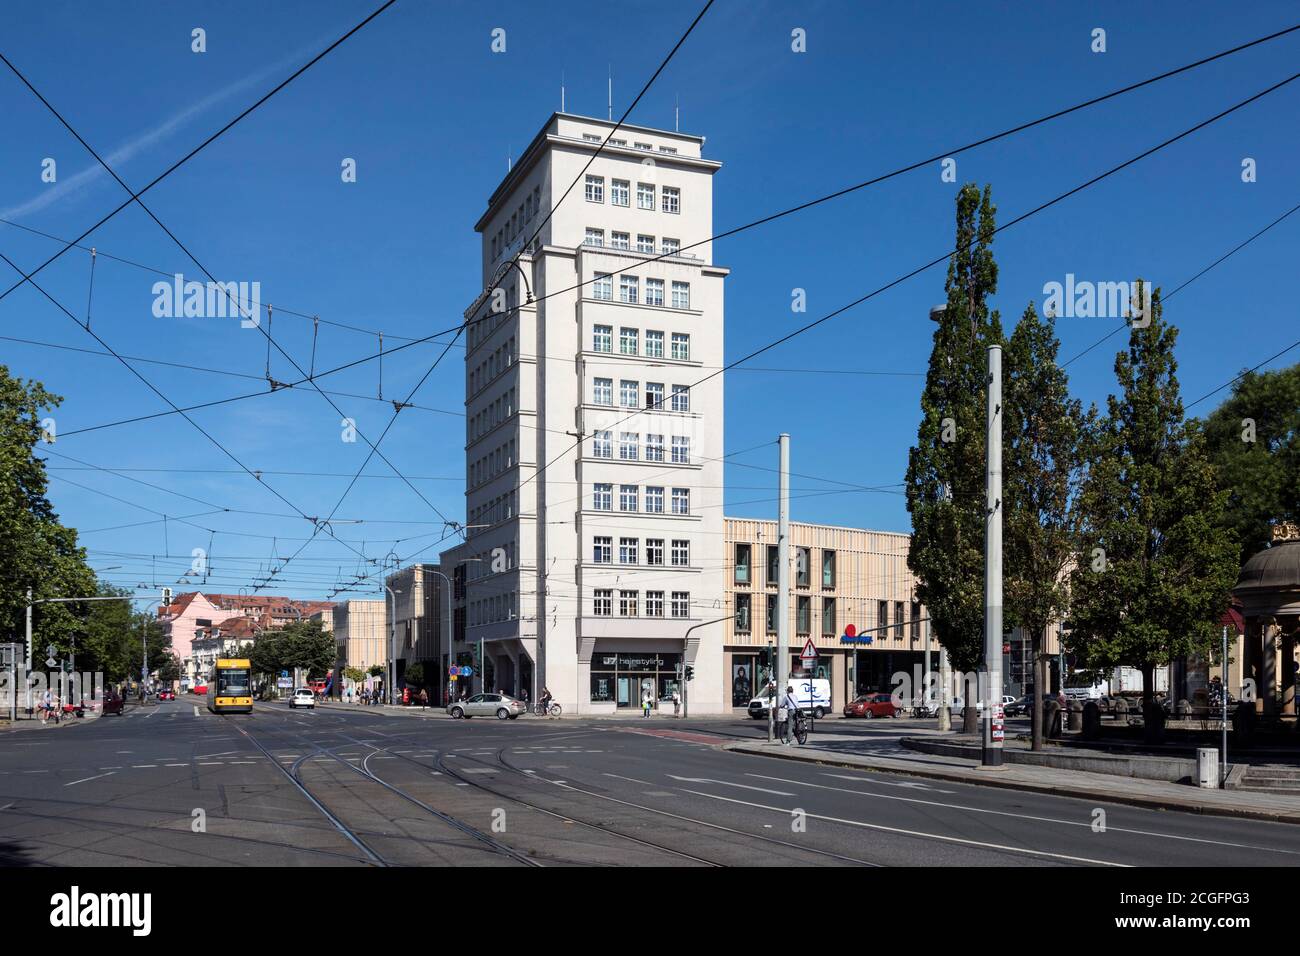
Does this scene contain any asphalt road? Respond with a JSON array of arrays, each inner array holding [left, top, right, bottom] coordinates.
[[2, 698, 1297, 867]]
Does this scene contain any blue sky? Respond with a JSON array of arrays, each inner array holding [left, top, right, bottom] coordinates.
[[2, 0, 1298, 603]]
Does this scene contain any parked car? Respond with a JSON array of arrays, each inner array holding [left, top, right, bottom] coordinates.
[[101, 691, 124, 716], [844, 693, 900, 718], [1005, 695, 1033, 717], [447, 693, 526, 720], [289, 688, 316, 710]]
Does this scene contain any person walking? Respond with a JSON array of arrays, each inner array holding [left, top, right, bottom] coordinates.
[[418, 688, 429, 711], [779, 684, 800, 744], [641, 688, 652, 719], [672, 689, 681, 718]]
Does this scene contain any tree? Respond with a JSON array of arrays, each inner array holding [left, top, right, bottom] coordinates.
[[906, 184, 1005, 713], [1068, 283, 1240, 736], [1003, 302, 1088, 750], [1201, 363, 1300, 565], [248, 620, 333, 680], [156, 654, 182, 684], [405, 662, 426, 690]]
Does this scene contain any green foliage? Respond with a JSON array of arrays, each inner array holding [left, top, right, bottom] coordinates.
[[1201, 363, 1300, 564], [906, 184, 1004, 672], [404, 662, 425, 688], [1068, 285, 1240, 700], [247, 619, 334, 678], [367, 665, 384, 677], [343, 666, 366, 684]]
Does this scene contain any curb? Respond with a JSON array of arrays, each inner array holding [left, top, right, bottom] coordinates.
[[721, 742, 1300, 826]]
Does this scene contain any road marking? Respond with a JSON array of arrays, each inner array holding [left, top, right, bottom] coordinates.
[[165, 763, 187, 767], [603, 772, 655, 786], [99, 766, 122, 770], [194, 751, 238, 759], [230, 760, 258, 765], [462, 768, 498, 774], [645, 791, 675, 797], [193, 706, 200, 716], [677, 788, 1129, 866], [823, 773, 957, 794], [429, 771, 442, 776], [131, 765, 157, 769], [666, 774, 796, 796], [198, 762, 222, 766], [65, 771, 115, 787], [22, 770, 47, 774]]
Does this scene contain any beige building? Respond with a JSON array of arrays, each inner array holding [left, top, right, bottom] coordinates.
[[384, 564, 449, 697], [331, 600, 386, 675]]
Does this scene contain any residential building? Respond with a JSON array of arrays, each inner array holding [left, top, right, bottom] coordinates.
[[442, 113, 728, 713], [331, 600, 386, 677]]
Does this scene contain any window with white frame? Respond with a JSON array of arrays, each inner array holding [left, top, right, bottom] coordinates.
[[646, 591, 664, 617], [594, 589, 612, 616], [636, 234, 654, 253], [637, 182, 655, 210], [585, 175, 604, 203], [671, 539, 690, 567], [593, 273, 612, 300], [620, 590, 639, 617], [619, 275, 638, 304], [671, 385, 689, 412], [658, 145, 677, 155], [611, 179, 630, 206], [593, 536, 612, 563], [593, 483, 612, 511], [646, 538, 664, 565], [645, 278, 664, 307], [593, 324, 612, 352], [645, 435, 665, 463], [671, 281, 690, 309], [619, 327, 638, 355], [611, 231, 629, 250], [592, 430, 612, 459], [619, 537, 638, 564], [671, 435, 690, 463], [620, 379, 639, 408], [671, 487, 690, 514], [661, 186, 680, 214], [670, 333, 689, 360], [593, 377, 612, 405], [645, 330, 664, 358], [619, 432, 639, 460], [634, 141, 652, 151], [619, 484, 638, 512], [583, 133, 601, 143], [661, 237, 680, 255], [584, 227, 604, 247], [671, 592, 689, 618], [645, 381, 665, 410]]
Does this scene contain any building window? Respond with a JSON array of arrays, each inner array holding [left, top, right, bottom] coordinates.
[[594, 589, 612, 616], [645, 486, 664, 513], [637, 182, 655, 210], [671, 385, 689, 412], [645, 330, 664, 358], [767, 545, 779, 586], [797, 596, 811, 635], [645, 278, 665, 307], [877, 600, 889, 636], [671, 487, 690, 514], [645, 434, 665, 463], [671, 592, 689, 618], [822, 598, 836, 637], [822, 550, 836, 589], [592, 430, 612, 458], [620, 484, 639, 512], [594, 537, 612, 564], [735, 593, 752, 632], [646, 381, 665, 410], [619, 537, 639, 564], [593, 483, 612, 511], [593, 273, 612, 300], [796, 547, 811, 588], [671, 281, 690, 309], [766, 594, 777, 634], [620, 590, 639, 617], [911, 600, 921, 640], [661, 186, 680, 214], [646, 538, 664, 565], [895, 602, 906, 638], [611, 179, 630, 206], [611, 231, 630, 250], [593, 378, 613, 405], [671, 539, 690, 567], [735, 543, 751, 585], [585, 175, 604, 203], [662, 237, 680, 255], [583, 133, 602, 143], [671, 435, 690, 464], [584, 227, 604, 247], [646, 591, 664, 617], [619, 432, 639, 460], [637, 234, 654, 253], [670, 333, 690, 361], [619, 327, 639, 355], [593, 324, 612, 352], [634, 141, 652, 151], [620, 379, 639, 408], [619, 275, 639, 304]]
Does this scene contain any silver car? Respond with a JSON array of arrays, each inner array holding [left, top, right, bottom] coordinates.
[[447, 693, 525, 720]]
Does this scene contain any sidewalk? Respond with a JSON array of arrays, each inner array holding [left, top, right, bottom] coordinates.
[[722, 736, 1300, 825]]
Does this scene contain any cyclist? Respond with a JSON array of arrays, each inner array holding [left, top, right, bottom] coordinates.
[[540, 686, 553, 716], [780, 684, 801, 744]]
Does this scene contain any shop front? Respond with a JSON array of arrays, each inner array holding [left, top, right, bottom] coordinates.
[[590, 650, 682, 710]]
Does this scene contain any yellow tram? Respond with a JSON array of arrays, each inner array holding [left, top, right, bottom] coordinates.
[[207, 658, 253, 714]]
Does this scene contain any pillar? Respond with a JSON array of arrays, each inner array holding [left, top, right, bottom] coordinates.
[[1263, 619, 1278, 717], [1283, 626, 1298, 717], [1243, 617, 1260, 714]]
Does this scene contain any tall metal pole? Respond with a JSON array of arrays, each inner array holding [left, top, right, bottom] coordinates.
[[777, 434, 791, 726], [25, 587, 32, 716], [1221, 625, 1229, 785], [384, 585, 398, 706], [938, 645, 951, 731], [983, 344, 1004, 766], [923, 616, 932, 715]]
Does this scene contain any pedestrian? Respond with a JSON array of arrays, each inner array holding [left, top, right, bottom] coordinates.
[[520, 686, 529, 707], [642, 689, 652, 718], [418, 688, 429, 711], [672, 689, 681, 717]]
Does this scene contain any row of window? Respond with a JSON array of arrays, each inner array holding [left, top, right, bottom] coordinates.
[[591, 273, 691, 309], [584, 229, 682, 257], [467, 282, 518, 353], [591, 379, 689, 412], [592, 325, 690, 361], [469, 590, 518, 627], [589, 482, 691, 514], [471, 439, 516, 488], [733, 594, 921, 638], [469, 388, 516, 443], [595, 430, 691, 466], [593, 589, 691, 618], [489, 186, 543, 262], [468, 336, 516, 397], [585, 176, 680, 214], [469, 490, 516, 531], [592, 536, 690, 566], [581, 133, 678, 155], [734, 543, 836, 589]]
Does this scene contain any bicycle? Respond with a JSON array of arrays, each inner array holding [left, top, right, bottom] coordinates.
[[779, 708, 808, 745], [532, 700, 563, 717]]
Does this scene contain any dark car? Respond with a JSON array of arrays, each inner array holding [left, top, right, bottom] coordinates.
[[843, 693, 899, 719], [1004, 695, 1033, 717], [101, 691, 124, 716]]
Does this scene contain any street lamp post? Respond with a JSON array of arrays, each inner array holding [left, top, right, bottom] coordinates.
[[383, 585, 401, 706]]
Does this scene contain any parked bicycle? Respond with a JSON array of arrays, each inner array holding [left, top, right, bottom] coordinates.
[[532, 700, 563, 717]]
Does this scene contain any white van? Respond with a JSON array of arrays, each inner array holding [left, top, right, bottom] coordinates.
[[747, 678, 832, 720]]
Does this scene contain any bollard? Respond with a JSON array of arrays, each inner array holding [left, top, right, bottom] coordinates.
[[1197, 747, 1220, 788], [1067, 699, 1084, 732]]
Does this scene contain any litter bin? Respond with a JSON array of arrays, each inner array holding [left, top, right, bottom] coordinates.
[[1197, 747, 1220, 789]]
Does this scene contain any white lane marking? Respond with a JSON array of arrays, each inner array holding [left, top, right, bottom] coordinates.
[[65, 771, 116, 787], [193, 706, 200, 716], [194, 751, 238, 759], [645, 791, 675, 797], [824, 773, 957, 794], [197, 762, 222, 766], [165, 763, 187, 767], [753, 773, 1300, 856], [679, 788, 1129, 866], [230, 760, 258, 765], [603, 772, 655, 786], [666, 774, 796, 796], [99, 766, 122, 770], [131, 765, 157, 769], [22, 770, 47, 774], [462, 768, 498, 774], [429, 772, 442, 776], [0, 802, 13, 811], [142, 709, 157, 718]]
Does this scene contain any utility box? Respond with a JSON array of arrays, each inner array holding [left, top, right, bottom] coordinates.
[[1197, 747, 1220, 789]]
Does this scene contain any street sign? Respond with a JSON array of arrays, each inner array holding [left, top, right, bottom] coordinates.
[[45, 657, 58, 669], [844, 625, 856, 639], [276, 677, 293, 689], [800, 638, 818, 662], [46, 644, 56, 657], [448, 666, 458, 676], [280, 670, 289, 678], [449, 674, 458, 682], [459, 666, 473, 677]]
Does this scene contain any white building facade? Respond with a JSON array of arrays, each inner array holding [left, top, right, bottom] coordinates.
[[443, 113, 728, 714]]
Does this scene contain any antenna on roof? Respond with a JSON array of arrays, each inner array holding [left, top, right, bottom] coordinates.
[[507, 145, 512, 171], [561, 71, 565, 112], [607, 65, 612, 121], [675, 93, 680, 132]]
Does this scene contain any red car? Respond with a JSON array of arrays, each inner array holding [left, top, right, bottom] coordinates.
[[101, 691, 124, 715], [844, 693, 900, 718], [158, 690, 175, 701]]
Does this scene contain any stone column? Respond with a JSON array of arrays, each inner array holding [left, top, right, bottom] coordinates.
[[1283, 624, 1298, 717], [1263, 618, 1278, 717], [1244, 617, 1260, 714]]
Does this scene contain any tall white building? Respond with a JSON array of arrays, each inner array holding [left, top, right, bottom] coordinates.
[[443, 113, 728, 714]]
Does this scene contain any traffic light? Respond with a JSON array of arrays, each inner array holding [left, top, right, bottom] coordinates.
[[684, 666, 695, 682]]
